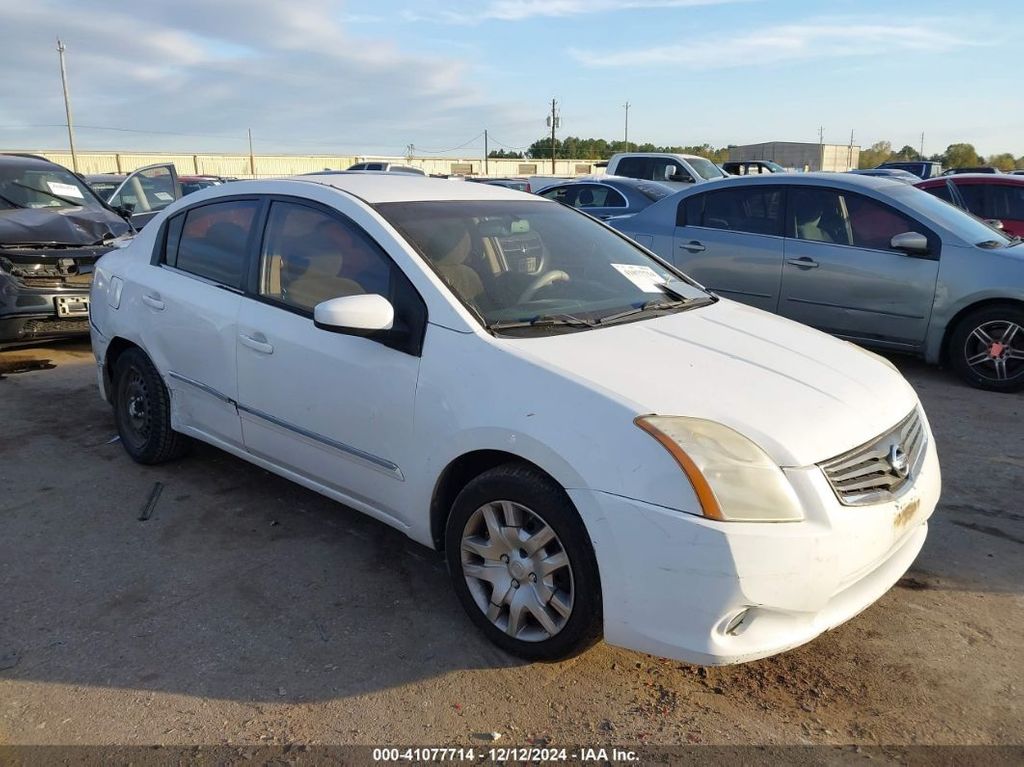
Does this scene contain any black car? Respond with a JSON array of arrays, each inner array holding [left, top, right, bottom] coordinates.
[[876, 161, 944, 179], [722, 160, 785, 175], [535, 175, 676, 220], [466, 177, 531, 192], [941, 166, 1000, 176], [1, 154, 134, 348]]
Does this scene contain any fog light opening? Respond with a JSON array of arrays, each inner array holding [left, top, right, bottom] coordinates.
[[725, 608, 751, 637]]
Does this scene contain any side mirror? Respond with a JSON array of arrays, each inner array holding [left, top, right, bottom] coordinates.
[[116, 202, 135, 218], [985, 219, 1005, 231], [890, 231, 929, 255], [313, 293, 394, 335], [663, 166, 678, 181]]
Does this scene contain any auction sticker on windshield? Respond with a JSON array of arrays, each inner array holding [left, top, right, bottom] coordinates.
[[47, 182, 83, 198], [611, 263, 665, 293]]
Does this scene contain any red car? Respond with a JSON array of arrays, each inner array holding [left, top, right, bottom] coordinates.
[[915, 174, 1024, 237]]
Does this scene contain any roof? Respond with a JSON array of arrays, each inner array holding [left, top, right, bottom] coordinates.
[[918, 173, 1024, 185], [699, 171, 907, 191], [296, 173, 533, 203], [0, 153, 64, 169]]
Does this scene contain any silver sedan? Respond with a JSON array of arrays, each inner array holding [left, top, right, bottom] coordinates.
[[612, 173, 1024, 392]]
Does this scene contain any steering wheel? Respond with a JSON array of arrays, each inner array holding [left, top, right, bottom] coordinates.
[[517, 270, 570, 304]]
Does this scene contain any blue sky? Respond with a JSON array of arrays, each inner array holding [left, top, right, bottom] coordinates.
[[1, 0, 1021, 158]]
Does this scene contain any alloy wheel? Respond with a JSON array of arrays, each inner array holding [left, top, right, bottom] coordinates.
[[963, 320, 1024, 383]]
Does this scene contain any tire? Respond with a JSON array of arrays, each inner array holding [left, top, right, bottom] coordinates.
[[112, 348, 190, 464], [947, 305, 1024, 393], [444, 462, 602, 661]]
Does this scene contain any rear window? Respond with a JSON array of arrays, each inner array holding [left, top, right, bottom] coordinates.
[[164, 199, 259, 288]]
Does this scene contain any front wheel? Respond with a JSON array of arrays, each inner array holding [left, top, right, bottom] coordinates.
[[113, 348, 191, 464], [444, 463, 602, 661], [948, 305, 1024, 392]]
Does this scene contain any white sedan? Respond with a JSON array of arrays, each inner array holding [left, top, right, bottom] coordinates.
[[89, 175, 940, 665]]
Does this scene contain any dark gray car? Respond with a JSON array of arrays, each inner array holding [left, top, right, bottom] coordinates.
[[612, 173, 1024, 391], [537, 176, 676, 220]]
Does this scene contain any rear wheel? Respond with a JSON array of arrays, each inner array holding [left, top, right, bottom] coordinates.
[[113, 348, 190, 464], [444, 463, 602, 661], [948, 305, 1024, 392]]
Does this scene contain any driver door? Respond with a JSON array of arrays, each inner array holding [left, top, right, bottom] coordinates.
[[235, 198, 426, 524], [109, 163, 181, 229]]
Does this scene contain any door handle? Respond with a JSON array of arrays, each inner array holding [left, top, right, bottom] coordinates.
[[141, 293, 165, 310], [679, 240, 706, 253], [239, 332, 274, 355], [786, 257, 819, 269]]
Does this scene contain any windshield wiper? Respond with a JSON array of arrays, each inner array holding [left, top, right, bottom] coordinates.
[[0, 190, 26, 209], [11, 181, 86, 208], [487, 313, 596, 332], [595, 298, 693, 325]]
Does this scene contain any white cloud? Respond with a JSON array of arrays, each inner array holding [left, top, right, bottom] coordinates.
[[570, 17, 976, 68], [0, 0, 521, 154], [407, 0, 746, 24]]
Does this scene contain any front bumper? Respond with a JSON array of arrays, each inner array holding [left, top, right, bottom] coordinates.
[[0, 278, 92, 348], [569, 430, 940, 665]]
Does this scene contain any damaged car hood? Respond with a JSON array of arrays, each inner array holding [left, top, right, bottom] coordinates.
[[504, 299, 920, 467], [0, 206, 131, 248]]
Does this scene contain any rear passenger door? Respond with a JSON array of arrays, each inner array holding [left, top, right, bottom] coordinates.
[[235, 198, 426, 525], [778, 186, 939, 347], [141, 196, 261, 448], [670, 185, 785, 312]]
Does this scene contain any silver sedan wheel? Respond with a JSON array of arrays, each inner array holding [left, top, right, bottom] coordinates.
[[460, 500, 574, 642], [964, 320, 1024, 382]]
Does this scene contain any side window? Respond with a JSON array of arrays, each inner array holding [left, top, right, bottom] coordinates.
[[540, 186, 571, 204], [677, 194, 705, 227], [166, 199, 258, 288], [923, 183, 955, 204], [700, 187, 783, 236], [990, 185, 1024, 220], [615, 157, 648, 179], [259, 201, 392, 312], [955, 184, 989, 218], [574, 185, 625, 208], [789, 188, 853, 245], [845, 194, 928, 250]]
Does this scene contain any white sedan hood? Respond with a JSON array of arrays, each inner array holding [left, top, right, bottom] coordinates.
[[506, 299, 920, 467]]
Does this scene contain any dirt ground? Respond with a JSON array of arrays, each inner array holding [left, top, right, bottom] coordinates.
[[0, 341, 1021, 755]]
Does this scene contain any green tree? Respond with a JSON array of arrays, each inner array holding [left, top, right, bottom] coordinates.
[[487, 149, 524, 159], [1016, 156, 1024, 170], [858, 140, 893, 169], [892, 145, 922, 161], [987, 152, 1016, 172], [944, 143, 982, 168]]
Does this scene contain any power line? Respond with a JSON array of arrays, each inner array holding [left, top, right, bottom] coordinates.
[[415, 132, 485, 154]]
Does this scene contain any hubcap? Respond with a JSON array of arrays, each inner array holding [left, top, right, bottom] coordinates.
[[964, 320, 1024, 382], [460, 500, 574, 642]]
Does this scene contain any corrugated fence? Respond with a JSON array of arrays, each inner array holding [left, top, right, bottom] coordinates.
[[4, 150, 601, 179]]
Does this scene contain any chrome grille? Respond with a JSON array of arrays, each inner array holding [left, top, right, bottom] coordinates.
[[819, 409, 926, 506]]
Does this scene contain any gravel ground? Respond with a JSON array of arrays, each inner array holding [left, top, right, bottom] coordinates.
[[0, 341, 1021, 756]]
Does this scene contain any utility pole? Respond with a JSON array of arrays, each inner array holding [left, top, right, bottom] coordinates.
[[818, 126, 824, 172], [848, 129, 854, 170], [920, 131, 925, 158], [546, 98, 560, 174], [56, 38, 78, 172], [623, 101, 630, 151], [247, 128, 256, 178], [484, 129, 489, 176]]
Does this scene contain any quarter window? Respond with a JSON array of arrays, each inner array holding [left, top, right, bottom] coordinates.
[[258, 201, 392, 312], [166, 199, 258, 288]]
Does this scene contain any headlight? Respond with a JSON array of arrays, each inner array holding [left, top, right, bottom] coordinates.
[[635, 415, 804, 522]]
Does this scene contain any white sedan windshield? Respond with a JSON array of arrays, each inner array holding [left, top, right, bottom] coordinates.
[[378, 200, 710, 331]]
